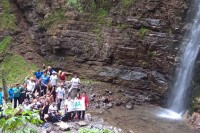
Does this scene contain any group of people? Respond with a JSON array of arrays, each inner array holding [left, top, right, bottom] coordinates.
[[0, 64, 89, 123]]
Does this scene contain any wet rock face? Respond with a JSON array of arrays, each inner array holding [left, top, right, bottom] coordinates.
[[13, 0, 187, 103]]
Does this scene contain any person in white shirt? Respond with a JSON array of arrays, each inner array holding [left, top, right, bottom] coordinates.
[[26, 77, 36, 92], [68, 74, 81, 99], [50, 71, 58, 87], [56, 83, 65, 110], [64, 96, 75, 121], [47, 102, 59, 123], [26, 77, 36, 101]]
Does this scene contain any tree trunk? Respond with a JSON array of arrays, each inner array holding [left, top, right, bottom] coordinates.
[[2, 69, 9, 103]]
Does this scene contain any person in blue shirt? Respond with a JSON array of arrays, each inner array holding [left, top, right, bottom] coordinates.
[[13, 83, 22, 108], [41, 71, 50, 96], [34, 69, 43, 80], [0, 87, 3, 111], [8, 85, 14, 103]]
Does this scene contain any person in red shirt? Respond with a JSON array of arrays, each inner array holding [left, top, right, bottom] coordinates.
[[58, 70, 72, 83], [80, 91, 88, 120]]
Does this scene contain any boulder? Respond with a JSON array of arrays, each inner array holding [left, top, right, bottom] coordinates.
[[78, 121, 88, 127], [56, 121, 70, 131], [126, 104, 133, 110]]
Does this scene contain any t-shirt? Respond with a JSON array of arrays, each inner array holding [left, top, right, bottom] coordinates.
[[56, 87, 65, 99], [23, 104, 31, 110], [50, 75, 58, 86], [64, 99, 74, 112], [0, 92, 3, 105], [26, 80, 36, 92], [48, 104, 57, 113], [41, 75, 50, 85], [34, 71, 43, 79], [60, 73, 65, 80], [8, 88, 14, 99], [13, 87, 22, 97], [70, 78, 80, 88]]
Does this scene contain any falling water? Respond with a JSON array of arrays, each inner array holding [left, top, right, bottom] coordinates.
[[168, 0, 200, 114]]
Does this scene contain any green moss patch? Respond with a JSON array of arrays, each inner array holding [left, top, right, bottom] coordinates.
[[0, 0, 16, 30], [0, 54, 37, 85], [0, 36, 12, 54]]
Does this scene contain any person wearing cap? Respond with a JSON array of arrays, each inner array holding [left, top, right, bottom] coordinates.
[[50, 71, 58, 87], [13, 83, 23, 108], [41, 71, 50, 96], [56, 83, 65, 110]]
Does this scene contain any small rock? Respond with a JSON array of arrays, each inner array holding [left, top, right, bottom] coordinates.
[[57, 121, 70, 131], [106, 103, 113, 109], [78, 121, 88, 127], [126, 104, 133, 110]]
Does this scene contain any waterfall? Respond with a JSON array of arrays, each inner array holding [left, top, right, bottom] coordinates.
[[168, 0, 200, 113]]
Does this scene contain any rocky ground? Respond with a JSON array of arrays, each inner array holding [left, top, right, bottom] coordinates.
[[37, 81, 199, 133]]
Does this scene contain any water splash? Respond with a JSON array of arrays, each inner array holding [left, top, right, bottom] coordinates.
[[157, 110, 182, 120]]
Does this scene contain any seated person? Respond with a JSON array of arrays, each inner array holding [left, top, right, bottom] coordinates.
[[45, 102, 60, 123], [40, 101, 49, 121], [22, 99, 31, 110]]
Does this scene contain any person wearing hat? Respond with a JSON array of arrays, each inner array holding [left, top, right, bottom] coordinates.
[[13, 83, 23, 108], [56, 83, 65, 110]]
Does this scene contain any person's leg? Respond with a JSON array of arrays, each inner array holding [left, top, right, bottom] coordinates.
[[14, 97, 17, 108], [71, 111, 76, 120], [44, 86, 47, 95], [82, 111, 85, 119], [18, 97, 22, 105], [78, 111, 81, 120]]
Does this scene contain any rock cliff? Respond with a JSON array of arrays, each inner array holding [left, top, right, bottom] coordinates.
[[1, 0, 188, 104]]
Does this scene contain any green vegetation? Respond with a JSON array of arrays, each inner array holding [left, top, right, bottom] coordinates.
[[0, 104, 42, 133], [40, 9, 65, 28], [66, 0, 83, 12], [78, 128, 113, 133], [149, 51, 157, 58], [0, 54, 37, 85], [117, 23, 128, 30], [121, 0, 135, 7], [0, 0, 15, 30], [138, 27, 149, 38], [0, 36, 12, 54]]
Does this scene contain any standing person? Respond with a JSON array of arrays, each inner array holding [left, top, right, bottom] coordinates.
[[58, 70, 72, 83], [75, 93, 84, 120], [41, 71, 50, 96], [64, 96, 75, 121], [56, 83, 65, 110], [0, 87, 3, 111], [26, 77, 36, 100], [33, 69, 43, 80], [8, 85, 14, 103], [68, 74, 81, 99], [13, 83, 22, 108], [50, 71, 58, 87], [81, 91, 89, 120], [47, 83, 56, 102]]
